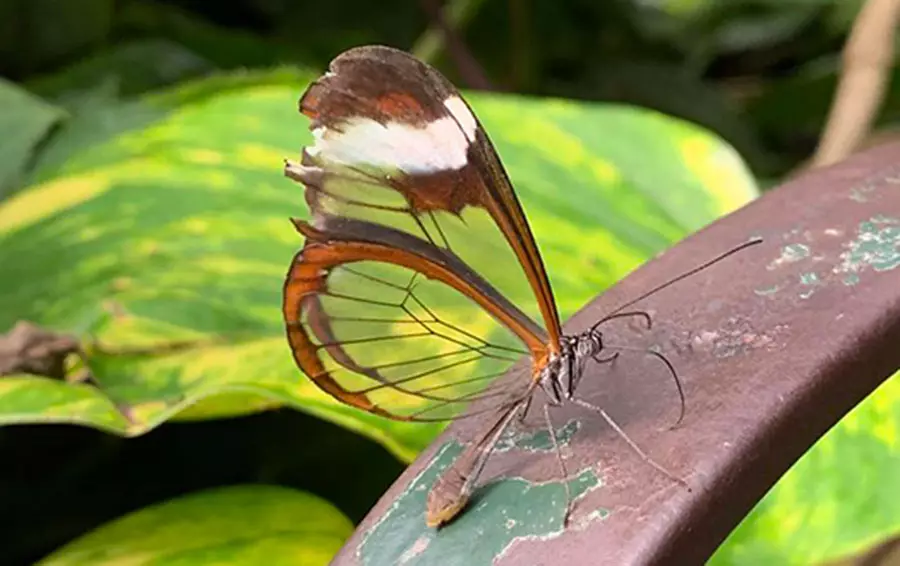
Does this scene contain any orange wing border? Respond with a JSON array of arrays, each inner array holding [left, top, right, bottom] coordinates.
[[282, 219, 550, 421]]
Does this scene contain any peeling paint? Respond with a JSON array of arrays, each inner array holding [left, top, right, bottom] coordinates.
[[767, 243, 810, 270], [842, 273, 860, 286], [754, 284, 782, 297], [834, 217, 900, 281], [848, 165, 900, 202], [573, 507, 610, 527], [798, 272, 822, 299], [495, 419, 581, 453], [850, 184, 877, 203], [492, 490, 610, 563], [358, 441, 603, 566], [758, 217, 900, 299], [691, 316, 779, 359]]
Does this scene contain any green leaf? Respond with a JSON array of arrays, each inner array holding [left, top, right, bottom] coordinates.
[[27, 67, 314, 185], [711, 372, 900, 565], [571, 59, 772, 173], [0, 68, 757, 461], [0, 78, 65, 198], [25, 82, 169, 185], [37, 485, 353, 566]]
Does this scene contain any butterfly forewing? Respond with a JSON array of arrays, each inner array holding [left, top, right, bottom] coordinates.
[[283, 45, 561, 421]]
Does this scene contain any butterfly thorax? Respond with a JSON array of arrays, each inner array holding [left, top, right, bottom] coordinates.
[[538, 331, 604, 406]]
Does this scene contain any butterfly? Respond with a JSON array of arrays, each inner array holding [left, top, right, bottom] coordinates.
[[282, 45, 760, 528]]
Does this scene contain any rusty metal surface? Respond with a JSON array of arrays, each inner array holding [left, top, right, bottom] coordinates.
[[332, 143, 900, 566]]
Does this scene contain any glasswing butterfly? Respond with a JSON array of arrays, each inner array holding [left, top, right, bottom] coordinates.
[[282, 45, 761, 528]]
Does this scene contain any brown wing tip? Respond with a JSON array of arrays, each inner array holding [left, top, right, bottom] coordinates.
[[299, 44, 429, 125], [288, 217, 305, 233], [331, 44, 412, 65], [299, 82, 324, 121], [425, 491, 469, 528], [289, 218, 321, 240]]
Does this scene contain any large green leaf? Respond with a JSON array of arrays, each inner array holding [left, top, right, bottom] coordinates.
[[0, 68, 757, 461], [37, 485, 353, 565], [0, 77, 65, 198], [26, 68, 317, 185]]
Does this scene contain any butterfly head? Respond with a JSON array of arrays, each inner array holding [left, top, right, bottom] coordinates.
[[538, 334, 604, 403]]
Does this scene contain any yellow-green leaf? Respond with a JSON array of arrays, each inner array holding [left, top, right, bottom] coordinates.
[[712, 372, 900, 565], [0, 68, 758, 461], [37, 485, 353, 566]]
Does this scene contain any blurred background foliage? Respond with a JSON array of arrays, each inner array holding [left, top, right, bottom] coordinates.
[[1, 0, 899, 564]]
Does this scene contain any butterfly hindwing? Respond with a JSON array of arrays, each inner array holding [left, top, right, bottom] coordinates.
[[283, 225, 535, 420]]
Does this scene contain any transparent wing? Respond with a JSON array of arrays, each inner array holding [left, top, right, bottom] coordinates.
[[282, 45, 559, 420], [283, 226, 536, 421]]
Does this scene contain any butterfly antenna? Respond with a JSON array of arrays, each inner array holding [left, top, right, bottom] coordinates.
[[592, 310, 653, 331], [590, 236, 763, 334]]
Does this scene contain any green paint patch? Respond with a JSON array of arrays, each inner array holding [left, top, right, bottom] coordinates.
[[495, 418, 580, 453], [763, 218, 900, 299], [835, 217, 900, 282], [358, 442, 602, 566], [798, 272, 822, 299], [784, 243, 810, 260], [754, 284, 783, 297], [767, 243, 811, 270]]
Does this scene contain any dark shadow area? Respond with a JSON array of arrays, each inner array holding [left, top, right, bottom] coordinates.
[[0, 408, 404, 565]]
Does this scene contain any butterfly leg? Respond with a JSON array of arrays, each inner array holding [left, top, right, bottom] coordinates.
[[508, 392, 541, 436], [515, 393, 533, 425], [426, 401, 528, 527], [571, 397, 689, 490], [543, 403, 574, 526]]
